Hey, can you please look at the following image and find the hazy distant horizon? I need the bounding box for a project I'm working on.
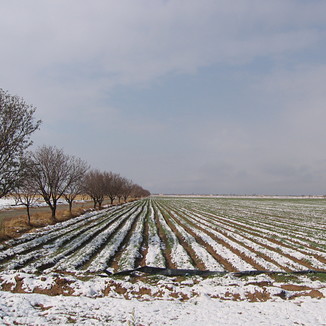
[150,193,326,197]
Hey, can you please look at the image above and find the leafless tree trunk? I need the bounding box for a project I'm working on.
[121,178,133,203]
[13,192,37,226]
[30,146,88,222]
[104,172,120,205]
[12,158,39,226]
[0,89,41,198]
[83,170,106,210]
[63,159,89,215]
[83,170,150,211]
[131,184,151,199]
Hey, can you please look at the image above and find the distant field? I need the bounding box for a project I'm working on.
[0,197,325,274]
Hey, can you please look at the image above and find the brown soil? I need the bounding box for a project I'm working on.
[156,204,206,270]
[135,208,150,268]
[224,291,241,301]
[152,202,177,269]
[193,208,326,270]
[79,204,141,271]
[162,205,237,272]
[0,272,325,302]
[0,199,125,242]
[246,290,272,302]
[281,284,314,291]
[0,202,94,241]
[179,208,270,271]
[108,203,145,271]
[37,278,75,296]
[179,208,289,270]
[189,208,319,272]
[33,303,53,311]
[295,289,324,299]
[1,198,324,303]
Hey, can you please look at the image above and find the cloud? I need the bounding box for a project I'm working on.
[1,1,324,91]
[256,64,326,148]
[1,0,326,194]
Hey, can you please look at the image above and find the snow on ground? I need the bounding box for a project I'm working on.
[1,197,325,325]
[0,196,57,210]
[0,290,325,325]
[0,196,84,211]
[0,197,20,210]
[1,270,325,325]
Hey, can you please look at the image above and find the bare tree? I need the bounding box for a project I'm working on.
[12,160,39,226]
[83,170,106,209]
[64,180,84,216]
[63,158,89,215]
[114,175,126,204]
[131,184,150,199]
[83,170,150,210]
[0,89,41,198]
[121,178,133,203]
[31,146,87,221]
[104,172,121,205]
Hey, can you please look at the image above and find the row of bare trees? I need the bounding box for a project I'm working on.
[1,88,150,226]
[84,170,150,210]
[13,146,150,224]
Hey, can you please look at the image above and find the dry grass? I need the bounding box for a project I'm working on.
[0,198,136,242]
[0,204,94,241]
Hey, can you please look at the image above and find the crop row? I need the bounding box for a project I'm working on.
[0,197,325,274]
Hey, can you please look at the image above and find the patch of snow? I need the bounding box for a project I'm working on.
[0,290,325,325]
[156,206,194,269]
[146,205,165,267]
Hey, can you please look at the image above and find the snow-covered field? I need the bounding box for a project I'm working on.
[0,197,325,325]
[1,290,325,325]
[0,196,62,211]
[0,197,21,210]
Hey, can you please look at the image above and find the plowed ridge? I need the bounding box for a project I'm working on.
[0,197,325,274]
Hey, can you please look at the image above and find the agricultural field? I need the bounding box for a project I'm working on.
[0,197,326,325]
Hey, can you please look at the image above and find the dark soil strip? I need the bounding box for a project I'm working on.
[158,203,237,272]
[0,208,120,266]
[198,208,326,270]
[37,204,142,271]
[1,206,116,248]
[185,208,324,272]
[161,202,290,272]
[76,214,139,270]
[227,206,314,232]
[152,201,177,269]
[185,209,302,272]
[178,208,291,272]
[228,211,326,255]
[106,203,146,271]
[176,208,269,271]
[3,205,139,271]
[73,204,143,270]
[195,207,326,263]
[154,203,208,270]
[135,203,150,268]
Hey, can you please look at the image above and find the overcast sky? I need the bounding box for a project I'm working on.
[1,0,326,195]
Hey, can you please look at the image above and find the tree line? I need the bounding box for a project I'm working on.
[0,88,150,225]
